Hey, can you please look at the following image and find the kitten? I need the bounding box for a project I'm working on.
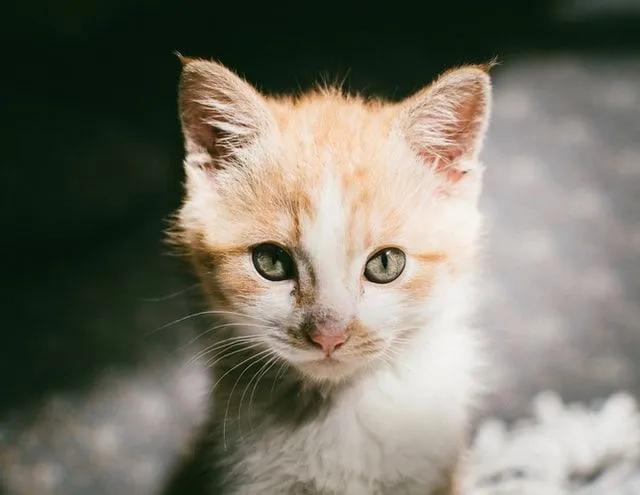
[169,57,493,495]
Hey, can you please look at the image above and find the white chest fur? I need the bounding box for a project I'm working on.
[220,326,481,495]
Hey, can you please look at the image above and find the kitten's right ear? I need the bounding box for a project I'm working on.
[395,64,493,188]
[178,58,275,169]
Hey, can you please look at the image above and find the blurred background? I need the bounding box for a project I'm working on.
[1,0,640,493]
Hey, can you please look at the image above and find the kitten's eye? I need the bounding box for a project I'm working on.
[364,248,406,284]
[252,243,296,281]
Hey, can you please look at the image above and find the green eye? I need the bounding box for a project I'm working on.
[252,243,296,281]
[364,248,406,284]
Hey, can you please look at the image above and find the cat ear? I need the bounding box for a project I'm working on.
[178,57,275,169]
[397,64,493,185]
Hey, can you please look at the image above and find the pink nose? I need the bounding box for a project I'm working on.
[310,332,347,355]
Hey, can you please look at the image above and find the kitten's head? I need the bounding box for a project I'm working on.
[173,58,492,384]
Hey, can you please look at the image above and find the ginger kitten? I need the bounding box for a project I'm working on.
[170,57,492,495]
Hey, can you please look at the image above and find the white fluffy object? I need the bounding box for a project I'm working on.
[463,392,640,494]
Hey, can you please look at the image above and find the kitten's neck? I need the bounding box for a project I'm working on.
[211,348,337,430]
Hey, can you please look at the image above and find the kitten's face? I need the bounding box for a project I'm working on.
[175,60,492,383]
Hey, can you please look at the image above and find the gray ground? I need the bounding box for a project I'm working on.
[0,54,638,494]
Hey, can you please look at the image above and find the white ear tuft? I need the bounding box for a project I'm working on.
[398,64,493,184]
[178,59,275,169]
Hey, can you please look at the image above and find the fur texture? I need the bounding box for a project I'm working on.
[171,58,493,495]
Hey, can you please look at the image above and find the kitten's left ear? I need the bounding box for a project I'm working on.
[396,64,493,188]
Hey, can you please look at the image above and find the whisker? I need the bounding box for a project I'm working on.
[381,346,416,373]
[219,349,275,450]
[247,356,280,428]
[378,352,396,370]
[146,310,222,335]
[146,309,274,335]
[179,322,276,350]
[224,355,269,446]
[236,356,278,437]
[184,336,263,367]
[203,342,266,369]
[200,310,274,325]
[188,334,260,356]
[269,361,290,401]
[211,348,274,393]
[238,357,274,419]
[389,326,422,335]
[138,282,201,302]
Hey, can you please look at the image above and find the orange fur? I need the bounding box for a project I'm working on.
[172,57,491,374]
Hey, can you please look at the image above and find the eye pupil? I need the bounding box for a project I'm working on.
[380,251,389,269]
[270,249,280,263]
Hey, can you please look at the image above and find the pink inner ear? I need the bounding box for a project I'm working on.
[417,147,470,184]
[442,168,468,183]
[411,74,488,184]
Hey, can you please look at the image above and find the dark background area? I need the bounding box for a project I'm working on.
[1,1,640,493]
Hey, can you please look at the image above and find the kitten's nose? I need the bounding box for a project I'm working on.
[309,331,347,355]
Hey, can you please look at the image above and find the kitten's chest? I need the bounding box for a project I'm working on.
[225,374,464,494]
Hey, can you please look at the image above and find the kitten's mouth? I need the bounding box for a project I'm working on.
[297,359,357,382]
[314,355,342,365]
[294,347,382,382]
[303,352,344,367]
